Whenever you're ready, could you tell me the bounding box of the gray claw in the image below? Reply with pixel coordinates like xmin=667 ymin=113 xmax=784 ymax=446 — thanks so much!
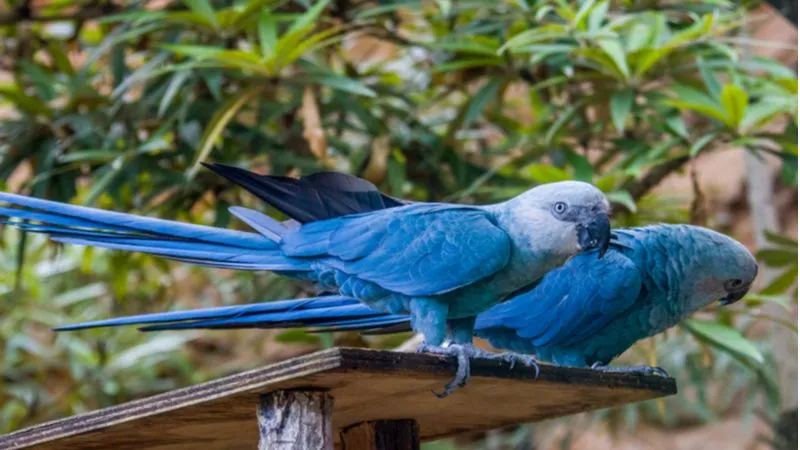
xmin=591 ymin=363 xmax=670 ymax=378
xmin=417 ymin=343 xmax=475 ymax=398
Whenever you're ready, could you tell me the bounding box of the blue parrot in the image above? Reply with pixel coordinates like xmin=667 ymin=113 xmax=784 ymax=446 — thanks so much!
xmin=0 ymin=164 xmax=611 ymax=396
xmin=61 ymin=223 xmax=758 ymax=378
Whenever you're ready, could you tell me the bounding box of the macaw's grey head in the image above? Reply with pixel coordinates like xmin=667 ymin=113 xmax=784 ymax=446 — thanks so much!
xmin=686 ymin=226 xmax=759 ymax=308
xmin=508 ymin=180 xmax=611 ymax=258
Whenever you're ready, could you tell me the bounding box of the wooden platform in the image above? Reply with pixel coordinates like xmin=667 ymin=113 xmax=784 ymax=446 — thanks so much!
xmin=0 ymin=348 xmax=676 ymax=450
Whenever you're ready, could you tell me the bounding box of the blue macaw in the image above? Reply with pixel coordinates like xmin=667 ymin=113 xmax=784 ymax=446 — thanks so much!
xmin=65 ymin=223 xmax=758 ymax=378
xmin=0 ymin=164 xmax=611 ymax=396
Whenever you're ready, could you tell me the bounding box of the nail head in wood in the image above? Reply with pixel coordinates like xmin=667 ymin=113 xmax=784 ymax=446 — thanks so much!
xmin=341 ymin=419 xmax=420 ymax=450
xmin=258 ymin=390 xmax=334 ymax=450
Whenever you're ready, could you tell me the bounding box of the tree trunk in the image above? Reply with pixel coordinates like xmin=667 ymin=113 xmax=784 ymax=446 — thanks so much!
xmin=257 ymin=390 xmax=334 ymax=450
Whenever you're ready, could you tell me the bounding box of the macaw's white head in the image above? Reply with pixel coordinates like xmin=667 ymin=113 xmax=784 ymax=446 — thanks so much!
xmin=505 ymin=180 xmax=611 ymax=259
xmin=681 ymin=226 xmax=759 ymax=309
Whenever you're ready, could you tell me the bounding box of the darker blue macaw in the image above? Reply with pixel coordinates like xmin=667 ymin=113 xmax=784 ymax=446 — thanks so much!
xmin=0 ymin=164 xmax=611 ymax=396
xmin=63 ymin=223 xmax=757 ymax=377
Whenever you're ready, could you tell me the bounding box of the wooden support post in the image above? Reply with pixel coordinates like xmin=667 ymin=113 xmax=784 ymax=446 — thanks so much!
xmin=257 ymin=390 xmax=334 ymax=450
xmin=341 ymin=419 xmax=420 ymax=450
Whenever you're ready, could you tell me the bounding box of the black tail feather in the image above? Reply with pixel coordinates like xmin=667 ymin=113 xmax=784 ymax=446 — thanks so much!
xmin=202 ymin=163 xmax=405 ymax=223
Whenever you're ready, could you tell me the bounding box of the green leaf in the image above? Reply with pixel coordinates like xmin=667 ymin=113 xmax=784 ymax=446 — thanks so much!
xmin=19 ymin=60 xmax=56 ymax=101
xmin=596 ymin=37 xmax=630 ymax=79
xmin=760 ymin=266 xmax=798 ymax=296
xmin=665 ymin=85 xmax=727 ymax=123
xmin=432 ymin=58 xmax=505 ymax=73
xmin=498 ymin=27 xmax=566 ymax=54
xmin=83 ymin=161 xmax=125 ymax=205
xmin=158 ymin=70 xmax=190 ymax=117
xmin=594 ymin=173 xmax=624 ymax=192
xmin=258 ymin=12 xmax=278 ymax=60
xmin=665 ymin=114 xmax=689 ymax=138
xmin=565 ymin=150 xmax=593 ymax=182
xmin=545 ymin=103 xmax=580 ymax=145
xmin=610 ymin=89 xmax=634 ymax=133
xmin=689 ymin=133 xmax=717 ymax=157
xmin=682 ymin=319 xmax=765 ymax=365
xmin=697 ymin=57 xmax=722 ymax=99
xmin=573 ymin=0 xmax=596 ymax=30
xmin=187 ymin=84 xmax=264 ymax=179
xmin=740 ymin=100 xmax=795 ymax=132
xmin=719 ymin=83 xmax=748 ymax=129
xmin=0 ymin=86 xmax=51 ymax=117
xmin=303 ymin=74 xmax=376 ymax=97
xmin=288 ymin=0 xmax=331 ymax=34
xmin=523 ymin=164 xmax=571 ymax=183
xmin=432 ymin=40 xmax=500 ymax=56
xmin=58 ymin=150 xmax=120 ymax=163
xmin=756 ymin=249 xmax=796 ymax=267
xmin=182 ymin=0 xmax=218 ymax=28
xmin=586 ymin=1 xmax=608 ymax=32
xmin=463 ymin=78 xmax=503 ymax=128
xmin=763 ymin=230 xmax=797 ymax=247
xmin=606 ymin=190 xmax=636 ymax=212
xmin=161 ymin=44 xmax=224 ymax=60
xmin=274 ymin=329 xmax=320 ymax=344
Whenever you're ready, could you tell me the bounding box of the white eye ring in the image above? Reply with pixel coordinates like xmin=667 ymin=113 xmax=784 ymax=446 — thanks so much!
xmin=553 ymin=202 xmax=567 ymax=214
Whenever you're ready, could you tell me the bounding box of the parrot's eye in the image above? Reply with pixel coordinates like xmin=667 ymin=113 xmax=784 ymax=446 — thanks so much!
xmin=725 ymin=279 xmax=744 ymax=290
xmin=553 ymin=202 xmax=568 ymax=214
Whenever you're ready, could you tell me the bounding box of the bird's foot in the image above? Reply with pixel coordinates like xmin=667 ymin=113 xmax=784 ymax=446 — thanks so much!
xmin=590 ymin=363 xmax=670 ymax=377
xmin=416 ymin=343 xmax=490 ymax=398
xmin=492 ymin=352 xmax=541 ymax=376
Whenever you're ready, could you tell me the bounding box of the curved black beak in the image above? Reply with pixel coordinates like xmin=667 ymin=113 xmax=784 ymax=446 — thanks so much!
xmin=577 ymin=213 xmax=611 ymax=258
xmin=719 ymin=288 xmax=749 ymax=306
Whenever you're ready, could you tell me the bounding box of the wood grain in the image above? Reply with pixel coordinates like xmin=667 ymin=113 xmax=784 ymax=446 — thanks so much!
xmin=258 ymin=390 xmax=333 ymax=450
xmin=0 ymin=347 xmax=677 ymax=450
xmin=341 ymin=420 xmax=420 ymax=450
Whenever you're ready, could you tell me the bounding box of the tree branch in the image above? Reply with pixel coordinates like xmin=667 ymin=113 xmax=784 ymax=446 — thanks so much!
xmin=615 ymin=155 xmax=691 ymax=213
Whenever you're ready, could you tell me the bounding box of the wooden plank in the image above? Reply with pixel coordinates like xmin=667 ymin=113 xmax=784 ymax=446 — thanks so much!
xmin=0 ymin=348 xmax=676 ymax=450
xmin=257 ymin=390 xmax=333 ymax=450
xmin=340 ymin=420 xmax=420 ymax=450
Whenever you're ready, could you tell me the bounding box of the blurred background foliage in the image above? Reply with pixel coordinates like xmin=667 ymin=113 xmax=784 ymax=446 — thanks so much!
xmin=0 ymin=0 xmax=796 ymax=448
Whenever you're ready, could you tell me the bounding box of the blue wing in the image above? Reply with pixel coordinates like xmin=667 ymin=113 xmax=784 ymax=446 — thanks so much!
xmin=280 ymin=204 xmax=513 ymax=296
xmin=475 ymin=249 xmax=643 ymax=348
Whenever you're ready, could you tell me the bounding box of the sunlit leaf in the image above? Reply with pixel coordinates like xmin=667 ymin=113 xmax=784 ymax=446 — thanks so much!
xmin=606 ymin=190 xmax=637 ymax=212
xmin=463 ymin=78 xmax=503 ymax=128
xmin=689 ymin=133 xmax=717 ymax=157
xmin=182 ymin=0 xmax=219 ymax=29
xmin=596 ymin=37 xmax=630 ymax=79
xmin=719 ymin=83 xmax=748 ymax=129
xmin=682 ymin=319 xmax=764 ymax=365
xmin=523 ymin=164 xmax=571 ymax=183
xmin=187 ymin=85 xmax=264 ymax=179
xmin=610 ymin=89 xmax=634 ymax=133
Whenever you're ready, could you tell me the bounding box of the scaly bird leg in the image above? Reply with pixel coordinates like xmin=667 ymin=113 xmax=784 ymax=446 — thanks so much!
xmin=447 ymin=316 xmax=540 ymax=375
xmin=416 ymin=343 xmax=474 ymax=398
xmin=416 ymin=344 xmax=541 ymax=398
xmin=590 ymin=362 xmax=670 ymax=377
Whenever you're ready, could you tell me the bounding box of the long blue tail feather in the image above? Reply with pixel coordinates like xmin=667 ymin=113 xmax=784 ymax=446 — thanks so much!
xmin=54 ymin=296 xmax=359 ymax=330
xmin=0 ymin=192 xmax=270 ymax=248
xmin=53 ymin=295 xmax=409 ymax=333
xmin=0 ymin=192 xmax=314 ymax=271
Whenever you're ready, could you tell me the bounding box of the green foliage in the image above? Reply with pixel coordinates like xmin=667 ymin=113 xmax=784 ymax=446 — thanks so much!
xmin=0 ymin=0 xmax=796 ymax=442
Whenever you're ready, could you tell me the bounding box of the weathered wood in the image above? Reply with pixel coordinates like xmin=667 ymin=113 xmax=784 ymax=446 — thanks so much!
xmin=258 ymin=390 xmax=333 ymax=450
xmin=0 ymin=347 xmax=677 ymax=450
xmin=340 ymin=420 xmax=419 ymax=450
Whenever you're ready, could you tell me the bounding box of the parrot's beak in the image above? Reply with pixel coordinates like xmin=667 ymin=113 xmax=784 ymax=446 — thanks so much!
xmin=577 ymin=214 xmax=611 ymax=258
xmin=719 ymin=288 xmax=749 ymax=306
